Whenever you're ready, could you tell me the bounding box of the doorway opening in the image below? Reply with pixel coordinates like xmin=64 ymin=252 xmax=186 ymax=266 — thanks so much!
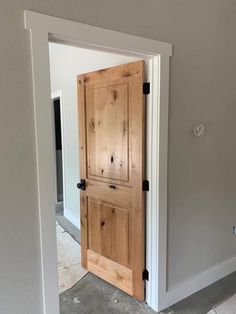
xmin=51 ymin=90 xmax=87 ymax=294
xmin=49 ymin=42 xmax=151 ymax=312
xmin=52 ymin=96 xmax=63 ymax=205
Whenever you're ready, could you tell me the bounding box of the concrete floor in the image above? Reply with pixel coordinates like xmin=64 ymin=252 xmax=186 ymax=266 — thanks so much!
xmin=60 ymin=273 xmax=156 ymax=314
xmin=60 ymin=271 xmax=236 ymax=314
xmin=56 ymin=205 xmax=236 ymax=314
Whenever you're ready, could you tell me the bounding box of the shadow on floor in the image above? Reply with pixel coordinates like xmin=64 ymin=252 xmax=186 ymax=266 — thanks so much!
xmin=60 ymin=273 xmax=156 ymax=314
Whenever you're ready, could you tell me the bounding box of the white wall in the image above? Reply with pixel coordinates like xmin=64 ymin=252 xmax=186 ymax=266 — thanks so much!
xmin=49 ymin=43 xmax=139 ymax=228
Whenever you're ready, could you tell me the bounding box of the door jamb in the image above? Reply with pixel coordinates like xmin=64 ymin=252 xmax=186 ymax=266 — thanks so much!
xmin=24 ymin=11 xmax=172 ymax=313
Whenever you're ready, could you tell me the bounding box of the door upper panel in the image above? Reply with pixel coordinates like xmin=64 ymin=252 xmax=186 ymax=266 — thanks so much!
xmin=86 ymin=80 xmax=129 ymax=182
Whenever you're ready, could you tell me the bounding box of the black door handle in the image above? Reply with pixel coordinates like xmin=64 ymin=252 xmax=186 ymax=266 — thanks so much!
xmin=77 ymin=179 xmax=86 ymax=191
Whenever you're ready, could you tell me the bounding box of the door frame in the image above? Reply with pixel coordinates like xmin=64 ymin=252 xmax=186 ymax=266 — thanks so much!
xmin=24 ymin=11 xmax=172 ymax=313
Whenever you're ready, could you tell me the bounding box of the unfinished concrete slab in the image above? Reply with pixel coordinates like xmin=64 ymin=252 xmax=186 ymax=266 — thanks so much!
xmin=60 ymin=273 xmax=156 ymax=314
xmin=59 ymin=271 xmax=236 ymax=314
xmin=56 ymin=207 xmax=236 ymax=313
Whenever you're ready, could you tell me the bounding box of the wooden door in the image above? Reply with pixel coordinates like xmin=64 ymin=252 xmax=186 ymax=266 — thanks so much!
xmin=77 ymin=60 xmax=146 ymax=300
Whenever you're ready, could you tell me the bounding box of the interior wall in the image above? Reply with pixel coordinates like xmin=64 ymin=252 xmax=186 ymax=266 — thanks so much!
xmin=49 ymin=43 xmax=139 ymax=228
xmin=1 ymin=1 xmax=236 ymax=313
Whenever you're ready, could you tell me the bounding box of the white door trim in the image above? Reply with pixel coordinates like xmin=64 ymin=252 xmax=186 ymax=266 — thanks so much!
xmin=24 ymin=11 xmax=172 ymax=313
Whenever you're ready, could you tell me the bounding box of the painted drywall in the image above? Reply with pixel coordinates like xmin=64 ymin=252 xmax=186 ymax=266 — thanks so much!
xmin=49 ymin=43 xmax=139 ymax=228
xmin=0 ymin=1 xmax=236 ymax=313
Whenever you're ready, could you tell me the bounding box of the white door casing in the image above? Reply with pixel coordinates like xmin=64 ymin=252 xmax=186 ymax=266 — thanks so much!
xmin=24 ymin=10 xmax=172 ymax=313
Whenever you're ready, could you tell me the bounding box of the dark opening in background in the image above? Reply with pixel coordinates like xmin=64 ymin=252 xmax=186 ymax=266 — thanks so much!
xmin=53 ymin=98 xmax=63 ymax=203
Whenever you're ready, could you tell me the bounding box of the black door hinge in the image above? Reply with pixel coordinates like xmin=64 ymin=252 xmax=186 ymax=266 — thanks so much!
xmin=142 ymin=180 xmax=149 ymax=191
xmin=143 ymin=82 xmax=150 ymax=95
xmin=77 ymin=179 xmax=86 ymax=191
xmin=143 ymin=269 xmax=149 ymax=281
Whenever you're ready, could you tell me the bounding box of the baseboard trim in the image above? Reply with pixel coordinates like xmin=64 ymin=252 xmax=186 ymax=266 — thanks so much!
xmin=160 ymin=255 xmax=236 ymax=311
xmin=63 ymin=209 xmax=80 ymax=230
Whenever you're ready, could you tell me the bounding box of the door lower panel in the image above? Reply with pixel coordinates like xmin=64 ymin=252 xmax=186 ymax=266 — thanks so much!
xmin=87 ymin=250 xmax=133 ymax=295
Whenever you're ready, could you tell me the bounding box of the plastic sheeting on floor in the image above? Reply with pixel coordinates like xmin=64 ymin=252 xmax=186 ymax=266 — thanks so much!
xmin=56 ymin=223 xmax=87 ymax=293
xmin=207 ymin=294 xmax=236 ymax=314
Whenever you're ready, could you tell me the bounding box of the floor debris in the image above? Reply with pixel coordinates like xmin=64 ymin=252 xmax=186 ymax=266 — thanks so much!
xmin=73 ymin=297 xmax=80 ymax=304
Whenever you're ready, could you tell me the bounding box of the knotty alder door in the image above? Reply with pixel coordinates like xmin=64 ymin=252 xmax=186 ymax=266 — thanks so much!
xmin=77 ymin=60 xmax=146 ymax=300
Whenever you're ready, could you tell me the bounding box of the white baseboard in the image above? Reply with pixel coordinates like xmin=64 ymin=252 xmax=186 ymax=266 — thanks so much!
xmin=63 ymin=209 xmax=80 ymax=230
xmin=160 ymin=255 xmax=236 ymax=311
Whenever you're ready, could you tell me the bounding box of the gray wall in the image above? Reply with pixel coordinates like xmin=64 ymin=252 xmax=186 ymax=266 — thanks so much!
xmin=0 ymin=1 xmax=235 ymax=313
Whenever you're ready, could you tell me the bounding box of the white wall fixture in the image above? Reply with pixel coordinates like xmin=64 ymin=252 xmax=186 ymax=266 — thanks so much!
xmin=24 ymin=10 xmax=172 ymax=314
xmin=193 ymin=124 xmax=205 ymax=137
